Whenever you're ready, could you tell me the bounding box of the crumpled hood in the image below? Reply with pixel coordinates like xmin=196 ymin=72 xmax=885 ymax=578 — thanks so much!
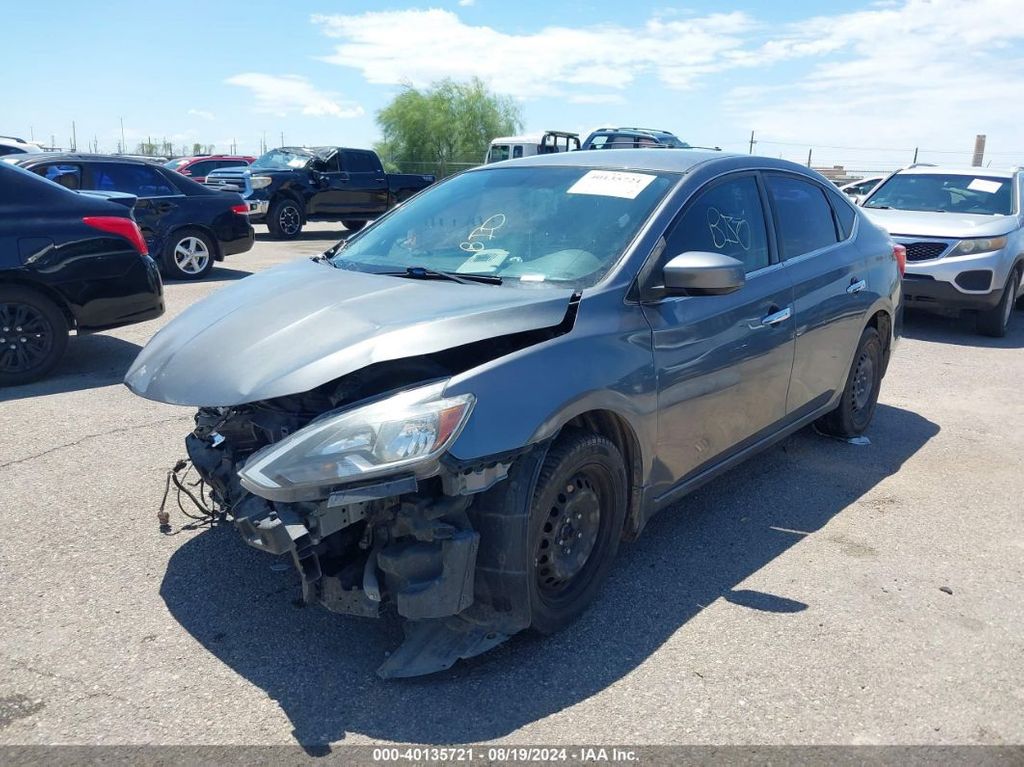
xmin=861 ymin=207 xmax=1014 ymax=239
xmin=125 ymin=259 xmax=573 ymax=406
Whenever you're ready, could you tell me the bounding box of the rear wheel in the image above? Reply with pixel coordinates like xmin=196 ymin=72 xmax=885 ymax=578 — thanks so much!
xmin=0 ymin=286 xmax=69 ymax=387
xmin=977 ymin=268 xmax=1020 ymax=337
xmin=267 ymin=198 xmax=303 ymax=239
xmin=815 ymin=326 xmax=883 ymax=438
xmin=527 ymin=429 xmax=627 ymax=635
xmin=163 ymin=228 xmax=214 ymax=280
xmin=342 ymin=219 xmax=366 ymax=233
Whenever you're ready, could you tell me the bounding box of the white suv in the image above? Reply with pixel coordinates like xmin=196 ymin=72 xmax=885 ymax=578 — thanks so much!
xmin=0 ymin=136 xmax=43 ymax=157
xmin=861 ymin=166 xmax=1024 ymax=336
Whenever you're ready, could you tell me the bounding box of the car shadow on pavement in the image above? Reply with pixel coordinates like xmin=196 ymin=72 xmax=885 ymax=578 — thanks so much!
xmin=901 ymin=307 xmax=1024 ymax=348
xmin=0 ymin=334 xmax=141 ymax=402
xmin=160 ymin=404 xmax=938 ymax=749
xmin=254 ymin=230 xmax=348 ymax=243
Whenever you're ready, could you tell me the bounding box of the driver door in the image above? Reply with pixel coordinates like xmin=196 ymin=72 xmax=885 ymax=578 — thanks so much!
xmin=309 ymin=151 xmax=355 ymax=216
xmin=641 ymin=172 xmax=796 ymax=494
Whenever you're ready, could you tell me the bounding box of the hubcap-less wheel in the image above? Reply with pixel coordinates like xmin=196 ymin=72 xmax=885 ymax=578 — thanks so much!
xmin=535 ymin=467 xmax=607 ymax=599
xmin=173 ymin=236 xmax=211 ymax=275
xmin=0 ymin=302 xmax=53 ymax=375
xmin=851 ymin=351 xmax=875 ymax=413
xmin=278 ymin=205 xmax=301 ymax=236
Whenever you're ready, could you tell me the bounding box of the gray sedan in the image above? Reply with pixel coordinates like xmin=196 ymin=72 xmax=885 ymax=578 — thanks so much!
xmin=126 ymin=149 xmax=903 ymax=677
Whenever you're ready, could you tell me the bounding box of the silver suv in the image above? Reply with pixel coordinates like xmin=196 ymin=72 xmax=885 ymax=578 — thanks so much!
xmin=862 ymin=166 xmax=1024 ymax=336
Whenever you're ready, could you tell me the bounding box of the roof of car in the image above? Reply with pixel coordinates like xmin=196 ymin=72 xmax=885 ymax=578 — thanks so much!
xmin=895 ymin=165 xmax=1018 ymax=178
xmin=13 ymin=153 xmax=160 ymax=165
xmin=485 ymin=148 xmax=727 ymax=173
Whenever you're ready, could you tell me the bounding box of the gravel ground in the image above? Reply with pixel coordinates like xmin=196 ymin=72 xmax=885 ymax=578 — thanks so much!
xmin=1 ymin=222 xmax=1022 ymax=747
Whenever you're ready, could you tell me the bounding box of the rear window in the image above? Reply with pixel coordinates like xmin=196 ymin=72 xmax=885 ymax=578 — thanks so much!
xmin=93 ymin=163 xmax=178 ymax=197
xmin=865 ymin=173 xmax=1013 ymax=215
xmin=766 ymin=175 xmax=839 ymax=259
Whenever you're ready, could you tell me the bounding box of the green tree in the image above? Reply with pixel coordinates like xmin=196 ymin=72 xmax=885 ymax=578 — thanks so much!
xmin=375 ymin=78 xmax=523 ymax=178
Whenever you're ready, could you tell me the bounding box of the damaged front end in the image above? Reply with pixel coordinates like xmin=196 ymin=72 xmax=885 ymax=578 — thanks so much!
xmin=182 ymin=365 xmax=535 ymax=678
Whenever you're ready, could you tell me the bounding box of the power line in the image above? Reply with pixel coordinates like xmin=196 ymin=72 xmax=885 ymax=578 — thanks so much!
xmin=755 ymin=138 xmax=1024 ymax=155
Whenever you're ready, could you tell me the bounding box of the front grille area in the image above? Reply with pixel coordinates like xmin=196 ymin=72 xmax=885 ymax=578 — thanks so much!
xmin=904 ymin=241 xmax=948 ymax=261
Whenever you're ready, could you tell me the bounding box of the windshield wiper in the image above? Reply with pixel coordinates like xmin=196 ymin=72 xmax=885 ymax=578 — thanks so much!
xmin=383 ymin=266 xmax=503 ymax=285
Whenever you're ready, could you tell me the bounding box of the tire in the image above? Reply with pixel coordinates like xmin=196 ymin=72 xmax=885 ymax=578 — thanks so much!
xmin=977 ymin=268 xmax=1020 ymax=338
xmin=162 ymin=228 xmax=215 ymax=280
xmin=266 ymin=198 xmax=303 ymax=239
xmin=815 ymin=326 xmax=883 ymax=438
xmin=527 ymin=429 xmax=628 ymax=635
xmin=0 ymin=285 xmax=69 ymax=387
xmin=342 ymin=219 xmax=366 ymax=233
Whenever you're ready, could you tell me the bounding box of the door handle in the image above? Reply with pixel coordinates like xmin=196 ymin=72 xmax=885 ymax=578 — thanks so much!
xmin=847 ymin=278 xmax=866 ymax=294
xmin=759 ymin=306 xmax=792 ymax=327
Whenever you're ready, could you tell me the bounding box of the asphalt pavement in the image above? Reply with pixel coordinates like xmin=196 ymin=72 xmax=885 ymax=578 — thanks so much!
xmin=1 ymin=222 xmax=1022 ymax=747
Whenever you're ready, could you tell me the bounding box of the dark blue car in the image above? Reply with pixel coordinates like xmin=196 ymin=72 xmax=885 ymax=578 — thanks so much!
xmin=126 ymin=149 xmax=903 ymax=677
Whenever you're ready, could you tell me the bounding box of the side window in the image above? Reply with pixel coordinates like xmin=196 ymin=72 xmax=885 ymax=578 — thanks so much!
xmin=319 ymin=153 xmax=341 ymax=173
xmin=182 ymin=160 xmax=214 ymax=177
xmin=765 ymin=175 xmax=839 ymax=259
xmin=825 ymin=186 xmax=856 ymax=239
xmin=344 ymin=152 xmax=377 ymax=173
xmin=664 ymin=175 xmax=770 ymax=273
xmin=37 ymin=163 xmax=83 ymax=190
xmin=512 ymin=145 xmax=524 ymax=159
xmin=588 ymin=135 xmax=608 ymax=149
xmin=216 ymin=160 xmax=246 ymax=170
xmin=93 ymin=164 xmax=178 ymax=197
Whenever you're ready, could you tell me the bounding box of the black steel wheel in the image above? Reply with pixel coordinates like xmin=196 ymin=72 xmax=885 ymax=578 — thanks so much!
xmin=815 ymin=325 xmax=883 ymax=438
xmin=528 ymin=429 xmax=627 ymax=634
xmin=0 ymin=286 xmax=69 ymax=387
xmin=267 ymin=198 xmax=303 ymax=239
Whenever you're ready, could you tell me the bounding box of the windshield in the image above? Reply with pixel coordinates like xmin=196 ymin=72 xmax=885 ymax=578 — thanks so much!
xmin=251 ymin=149 xmax=312 ymax=170
xmin=865 ymin=173 xmax=1014 ymax=215
xmin=331 ymin=166 xmax=675 ymax=289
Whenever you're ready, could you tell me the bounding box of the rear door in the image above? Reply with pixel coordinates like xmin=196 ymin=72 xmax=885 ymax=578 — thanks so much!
xmin=89 ymin=162 xmax=183 ymax=252
xmin=763 ymin=173 xmax=869 ymax=418
xmin=641 ymin=172 xmax=796 ymax=491
xmin=341 ymin=150 xmax=387 ymax=213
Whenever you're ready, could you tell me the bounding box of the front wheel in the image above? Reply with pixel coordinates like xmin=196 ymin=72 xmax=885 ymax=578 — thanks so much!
xmin=0 ymin=285 xmax=69 ymax=387
xmin=977 ymin=268 xmax=1020 ymax=338
xmin=815 ymin=326 xmax=883 ymax=438
xmin=163 ymin=229 xmax=215 ymax=280
xmin=342 ymin=219 xmax=366 ymax=233
xmin=266 ymin=198 xmax=303 ymax=239
xmin=528 ymin=429 xmax=627 ymax=635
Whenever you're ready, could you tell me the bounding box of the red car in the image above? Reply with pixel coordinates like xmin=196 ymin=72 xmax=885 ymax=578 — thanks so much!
xmin=164 ymin=155 xmax=255 ymax=183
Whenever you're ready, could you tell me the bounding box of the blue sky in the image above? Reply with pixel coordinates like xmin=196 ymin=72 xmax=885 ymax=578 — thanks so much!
xmin=4 ymin=0 xmax=1024 ymax=171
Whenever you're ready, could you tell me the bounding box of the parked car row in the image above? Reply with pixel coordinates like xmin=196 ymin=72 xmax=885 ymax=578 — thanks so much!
xmin=8 ymin=153 xmax=255 ymax=280
xmin=483 ymin=126 xmax=701 ymax=165
xmin=125 ymin=148 xmax=905 ymax=677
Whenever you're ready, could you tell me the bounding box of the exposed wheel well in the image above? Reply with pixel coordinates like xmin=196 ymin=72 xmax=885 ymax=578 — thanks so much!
xmin=866 ymin=309 xmax=893 ymax=373
xmin=562 ymin=410 xmax=644 ymax=541
xmin=0 ymin=276 xmax=75 ymax=328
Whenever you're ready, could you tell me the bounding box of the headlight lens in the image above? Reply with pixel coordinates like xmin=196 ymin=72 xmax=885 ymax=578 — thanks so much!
xmin=238 ymin=382 xmax=474 ymax=500
xmin=953 ymin=236 xmax=1007 ymax=255
xmin=250 ymin=175 xmax=273 ymax=189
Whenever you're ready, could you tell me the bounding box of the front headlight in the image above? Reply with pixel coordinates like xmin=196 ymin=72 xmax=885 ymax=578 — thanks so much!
xmin=238 ymin=382 xmax=474 ymax=501
xmin=953 ymin=236 xmax=1008 ymax=255
xmin=250 ymin=175 xmax=273 ymax=190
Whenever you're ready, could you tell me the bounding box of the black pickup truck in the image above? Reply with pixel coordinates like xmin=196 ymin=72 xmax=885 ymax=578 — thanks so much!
xmin=204 ymin=147 xmax=434 ymax=239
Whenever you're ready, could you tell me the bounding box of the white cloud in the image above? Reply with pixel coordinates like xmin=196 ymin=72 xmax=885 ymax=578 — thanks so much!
xmin=311 ymin=9 xmax=755 ymax=99
xmin=458 ymin=0 xmax=475 ymax=6
xmin=724 ymin=0 xmax=1024 ymax=161
xmin=225 ymin=73 xmax=364 ymax=118
xmin=187 ymin=108 xmax=216 ymax=121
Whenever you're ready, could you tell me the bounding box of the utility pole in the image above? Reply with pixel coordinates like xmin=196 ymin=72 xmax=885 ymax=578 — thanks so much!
xmin=972 ymin=134 xmax=986 ymax=167
xmin=913 ymin=147 xmax=918 ymax=164
xmin=71 ymin=121 xmax=77 ymax=152
xmin=120 ymin=118 xmax=126 ymax=156
xmin=807 ymin=148 xmax=813 ymax=167
xmin=748 ymin=130 xmax=756 ymax=155
xmin=280 ymin=131 xmax=285 ymax=147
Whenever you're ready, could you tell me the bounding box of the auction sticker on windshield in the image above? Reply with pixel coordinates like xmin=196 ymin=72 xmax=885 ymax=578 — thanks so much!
xmin=967 ymin=178 xmax=1003 ymax=194
xmin=567 ymin=170 xmax=657 ymax=199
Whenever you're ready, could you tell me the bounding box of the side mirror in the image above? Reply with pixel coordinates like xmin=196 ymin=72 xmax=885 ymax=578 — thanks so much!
xmin=663 ymin=251 xmax=745 ymax=296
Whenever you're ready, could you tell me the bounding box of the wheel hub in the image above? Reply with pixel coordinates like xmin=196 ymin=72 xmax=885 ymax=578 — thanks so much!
xmin=0 ymin=303 xmax=51 ymax=373
xmin=536 ymin=473 xmax=602 ymax=593
xmin=852 ymin=351 xmax=874 ymax=412
xmin=173 ymin=237 xmax=210 ymax=274
xmin=280 ymin=206 xmax=300 ymax=235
